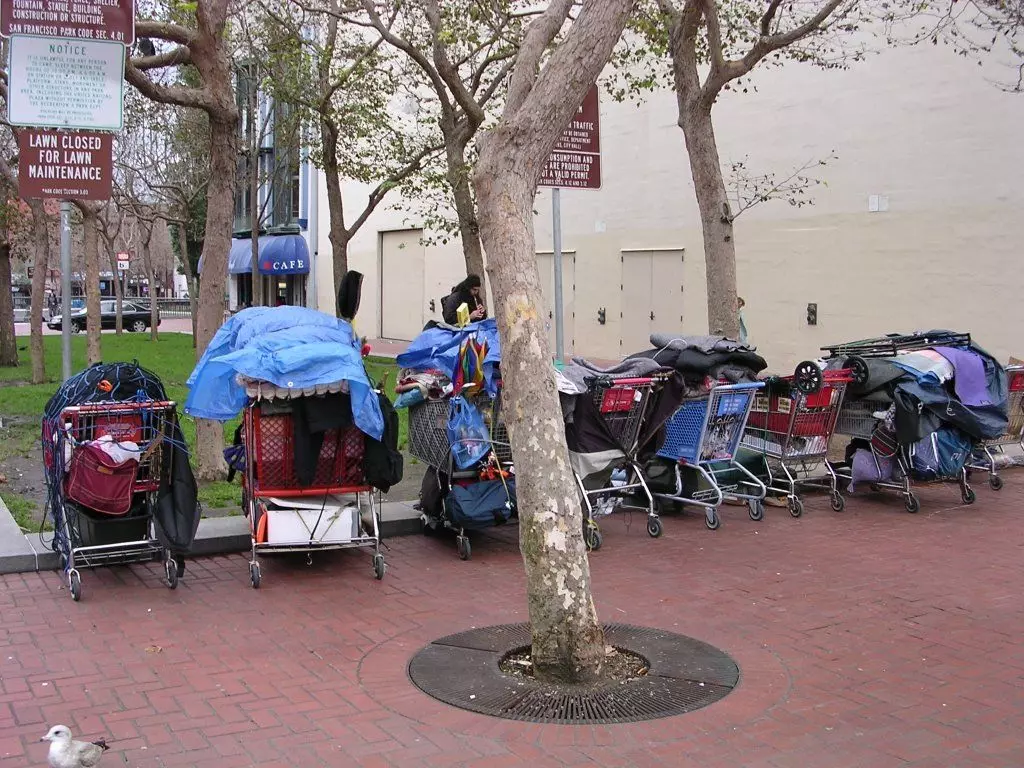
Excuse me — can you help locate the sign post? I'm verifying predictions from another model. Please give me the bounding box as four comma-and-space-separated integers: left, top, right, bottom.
539, 85, 602, 363
59, 201, 72, 380
6, 0, 132, 380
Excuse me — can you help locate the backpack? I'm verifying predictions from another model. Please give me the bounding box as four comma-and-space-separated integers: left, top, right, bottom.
910, 427, 973, 480
444, 478, 516, 530
363, 391, 404, 492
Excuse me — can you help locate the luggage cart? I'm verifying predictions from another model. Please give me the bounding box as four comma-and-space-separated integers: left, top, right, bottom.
743, 369, 854, 517
649, 381, 766, 530
570, 376, 661, 549
45, 400, 180, 602
408, 387, 514, 560
242, 396, 385, 587
968, 364, 1024, 490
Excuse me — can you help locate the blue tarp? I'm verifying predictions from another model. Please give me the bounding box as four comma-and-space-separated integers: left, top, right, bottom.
185, 306, 383, 439
197, 234, 311, 276
396, 319, 502, 394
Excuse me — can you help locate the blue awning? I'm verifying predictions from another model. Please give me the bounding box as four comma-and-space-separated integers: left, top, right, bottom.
199, 234, 310, 276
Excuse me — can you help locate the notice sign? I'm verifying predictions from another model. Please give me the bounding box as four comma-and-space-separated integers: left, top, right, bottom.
1, 0, 135, 44
116, 251, 129, 271
539, 84, 601, 190
7, 34, 125, 131
18, 128, 113, 201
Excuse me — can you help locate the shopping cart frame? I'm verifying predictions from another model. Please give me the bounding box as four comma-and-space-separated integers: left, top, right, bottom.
571, 376, 660, 550
242, 397, 385, 587
651, 381, 766, 531
742, 369, 854, 517
409, 385, 515, 561
967, 364, 1024, 490
47, 400, 180, 602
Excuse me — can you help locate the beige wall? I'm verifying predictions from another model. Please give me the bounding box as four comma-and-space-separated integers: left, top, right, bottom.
317, 41, 1024, 371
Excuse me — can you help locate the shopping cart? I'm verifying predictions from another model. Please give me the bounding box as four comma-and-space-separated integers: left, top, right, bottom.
408, 386, 514, 560
967, 364, 1024, 490
824, 332, 977, 512
568, 376, 660, 549
45, 400, 179, 602
649, 381, 766, 530
242, 396, 385, 587
742, 369, 854, 517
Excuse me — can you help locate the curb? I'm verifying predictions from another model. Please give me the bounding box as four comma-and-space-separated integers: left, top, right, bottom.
0, 496, 423, 575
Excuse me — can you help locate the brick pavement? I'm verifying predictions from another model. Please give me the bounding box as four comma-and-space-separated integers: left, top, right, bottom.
2, 479, 1024, 767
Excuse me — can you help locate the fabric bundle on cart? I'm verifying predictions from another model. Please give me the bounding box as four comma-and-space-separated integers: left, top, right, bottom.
396, 318, 502, 395
185, 306, 384, 440
628, 334, 767, 383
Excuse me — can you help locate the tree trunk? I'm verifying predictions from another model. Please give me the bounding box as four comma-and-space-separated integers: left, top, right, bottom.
144, 236, 159, 341
444, 127, 485, 278
193, 114, 237, 481
0, 243, 17, 367
680, 105, 739, 338
249, 92, 262, 308
108, 249, 124, 335
28, 200, 49, 383
321, 120, 348, 304
82, 210, 102, 365
474, 160, 604, 684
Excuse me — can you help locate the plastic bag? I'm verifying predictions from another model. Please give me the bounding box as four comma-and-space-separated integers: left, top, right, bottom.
447, 396, 490, 470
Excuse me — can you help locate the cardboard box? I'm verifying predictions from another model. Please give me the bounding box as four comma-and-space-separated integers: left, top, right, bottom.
265, 495, 362, 545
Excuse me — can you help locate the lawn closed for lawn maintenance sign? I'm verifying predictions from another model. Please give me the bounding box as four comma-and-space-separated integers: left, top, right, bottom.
18, 128, 112, 200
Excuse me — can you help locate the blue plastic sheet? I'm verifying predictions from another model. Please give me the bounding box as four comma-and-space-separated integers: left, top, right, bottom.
396, 319, 502, 394
185, 306, 383, 440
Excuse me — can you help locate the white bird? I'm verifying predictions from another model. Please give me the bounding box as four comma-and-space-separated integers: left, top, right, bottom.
40, 725, 108, 768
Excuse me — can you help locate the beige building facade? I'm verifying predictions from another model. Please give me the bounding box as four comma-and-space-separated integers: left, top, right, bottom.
312, 43, 1024, 371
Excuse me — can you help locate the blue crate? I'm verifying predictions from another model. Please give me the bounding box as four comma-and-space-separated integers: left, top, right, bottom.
657, 398, 709, 462
656, 384, 762, 463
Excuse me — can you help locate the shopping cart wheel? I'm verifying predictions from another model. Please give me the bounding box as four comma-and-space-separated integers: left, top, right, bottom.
646, 517, 663, 538
249, 561, 261, 589
904, 494, 920, 514
68, 569, 81, 602
830, 492, 845, 512
457, 535, 471, 561
705, 512, 720, 531
164, 558, 178, 590
373, 554, 386, 580
961, 487, 976, 505
989, 475, 1004, 491
794, 361, 823, 394
584, 523, 603, 551
747, 499, 764, 522
788, 496, 804, 518
843, 356, 870, 386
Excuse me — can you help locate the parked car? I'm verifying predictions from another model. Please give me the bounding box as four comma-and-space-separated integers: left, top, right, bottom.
47, 300, 161, 333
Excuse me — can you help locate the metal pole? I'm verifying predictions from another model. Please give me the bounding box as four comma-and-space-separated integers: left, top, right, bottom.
552, 187, 564, 363
60, 201, 72, 381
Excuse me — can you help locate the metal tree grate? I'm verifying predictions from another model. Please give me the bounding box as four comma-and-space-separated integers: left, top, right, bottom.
407, 623, 738, 725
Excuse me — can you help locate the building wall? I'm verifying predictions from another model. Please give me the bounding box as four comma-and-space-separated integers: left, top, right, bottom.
314, 42, 1024, 370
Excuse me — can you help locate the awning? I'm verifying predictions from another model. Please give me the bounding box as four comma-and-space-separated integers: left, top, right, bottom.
198, 234, 310, 276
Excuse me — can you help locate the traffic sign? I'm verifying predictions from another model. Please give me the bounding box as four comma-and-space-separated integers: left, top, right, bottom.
116, 251, 129, 271
539, 84, 601, 190
6, 35, 125, 131
18, 128, 113, 201
1, 0, 135, 44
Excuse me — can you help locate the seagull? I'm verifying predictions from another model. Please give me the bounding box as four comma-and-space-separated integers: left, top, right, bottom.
40, 725, 108, 768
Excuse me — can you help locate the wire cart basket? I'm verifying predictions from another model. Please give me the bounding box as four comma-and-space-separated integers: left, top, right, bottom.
408, 386, 513, 561
242, 396, 385, 587
44, 400, 179, 602
571, 376, 661, 550
650, 381, 766, 531
742, 369, 854, 517
967, 364, 1024, 490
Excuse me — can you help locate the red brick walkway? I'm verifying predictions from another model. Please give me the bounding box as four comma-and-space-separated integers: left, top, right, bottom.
3, 479, 1024, 767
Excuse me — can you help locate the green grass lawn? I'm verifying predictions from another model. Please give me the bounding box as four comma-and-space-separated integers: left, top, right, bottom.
0, 333, 402, 515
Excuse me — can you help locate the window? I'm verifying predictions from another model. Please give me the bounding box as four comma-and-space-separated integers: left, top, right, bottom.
237, 273, 253, 308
